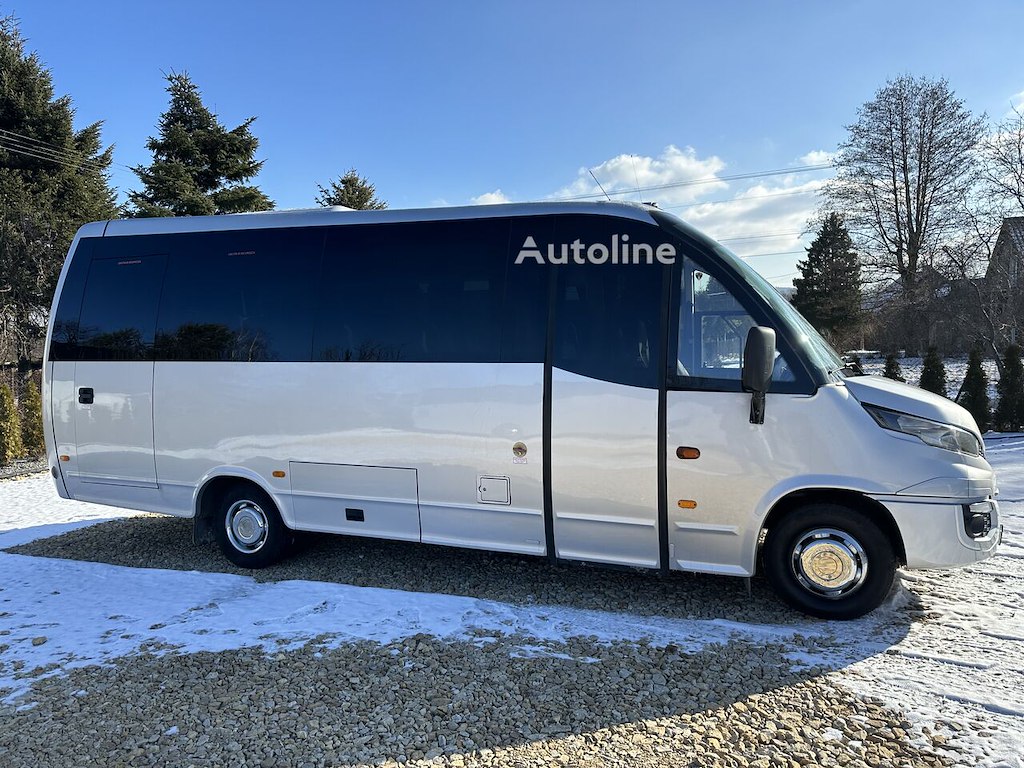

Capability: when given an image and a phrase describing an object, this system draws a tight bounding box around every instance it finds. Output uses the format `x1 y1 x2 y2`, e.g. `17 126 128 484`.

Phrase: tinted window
314 219 509 363
48 238 95 361
156 229 322 362
77 252 167 361
551 215 667 389
503 217 552 363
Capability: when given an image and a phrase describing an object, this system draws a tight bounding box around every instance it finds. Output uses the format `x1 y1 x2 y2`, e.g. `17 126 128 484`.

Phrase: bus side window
676 258 796 386
314 219 509 363
551 216 664 390
77 252 167 361
155 229 321 362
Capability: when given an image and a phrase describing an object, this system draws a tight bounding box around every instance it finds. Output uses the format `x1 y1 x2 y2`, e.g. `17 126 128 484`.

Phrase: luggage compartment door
289 462 421 541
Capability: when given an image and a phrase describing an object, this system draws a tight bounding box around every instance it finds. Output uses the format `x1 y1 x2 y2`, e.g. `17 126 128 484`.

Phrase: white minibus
42 202 1001 619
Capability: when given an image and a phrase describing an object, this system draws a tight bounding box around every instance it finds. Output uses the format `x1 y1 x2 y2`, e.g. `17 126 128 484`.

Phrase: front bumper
876 496 1001 569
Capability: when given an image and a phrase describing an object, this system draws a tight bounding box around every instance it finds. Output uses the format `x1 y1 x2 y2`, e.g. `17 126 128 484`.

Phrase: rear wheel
213 484 291 568
763 503 896 620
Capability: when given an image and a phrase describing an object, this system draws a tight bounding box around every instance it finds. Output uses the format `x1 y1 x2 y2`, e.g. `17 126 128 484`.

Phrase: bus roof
90 201 662 239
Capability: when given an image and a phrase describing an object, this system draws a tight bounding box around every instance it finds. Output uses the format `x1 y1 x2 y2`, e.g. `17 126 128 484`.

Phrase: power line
0 128 134 173
551 162 832 201
718 231 803 243
0 136 110 174
735 250 806 259
0 139 101 171
662 187 820 211
0 140 136 186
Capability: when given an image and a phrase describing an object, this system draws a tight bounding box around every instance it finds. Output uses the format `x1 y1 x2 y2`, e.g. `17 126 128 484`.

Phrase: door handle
78 387 94 405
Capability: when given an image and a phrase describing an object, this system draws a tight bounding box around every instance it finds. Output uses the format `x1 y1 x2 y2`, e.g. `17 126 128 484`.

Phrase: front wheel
763 503 897 620
213 484 292 568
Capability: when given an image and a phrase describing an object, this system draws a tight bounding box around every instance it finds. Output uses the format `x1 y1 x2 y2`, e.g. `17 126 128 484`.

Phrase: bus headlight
863 405 983 457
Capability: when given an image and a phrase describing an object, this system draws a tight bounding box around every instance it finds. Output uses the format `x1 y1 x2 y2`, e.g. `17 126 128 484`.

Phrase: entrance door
664 254 807 575
73 253 166 486
547 215 668 568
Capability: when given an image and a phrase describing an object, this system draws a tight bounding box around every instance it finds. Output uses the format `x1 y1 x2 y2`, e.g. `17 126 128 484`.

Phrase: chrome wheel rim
225 499 268 553
791 527 868 599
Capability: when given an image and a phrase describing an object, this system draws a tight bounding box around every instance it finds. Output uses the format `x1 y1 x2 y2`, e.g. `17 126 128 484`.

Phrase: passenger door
547 215 668 568
73 252 166 486
665 255 807 575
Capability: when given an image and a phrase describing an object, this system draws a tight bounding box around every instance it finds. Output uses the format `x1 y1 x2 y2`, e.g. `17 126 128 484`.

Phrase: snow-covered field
860 355 1001 401
1 438 1022 765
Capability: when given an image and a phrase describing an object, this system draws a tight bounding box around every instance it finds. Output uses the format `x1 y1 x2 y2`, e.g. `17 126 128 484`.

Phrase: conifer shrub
0 384 24 465
20 378 45 457
958 349 990 432
995 344 1024 431
918 347 947 398
883 353 905 382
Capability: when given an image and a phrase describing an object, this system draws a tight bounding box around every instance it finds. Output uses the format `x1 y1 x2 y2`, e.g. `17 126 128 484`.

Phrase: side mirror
742 326 776 425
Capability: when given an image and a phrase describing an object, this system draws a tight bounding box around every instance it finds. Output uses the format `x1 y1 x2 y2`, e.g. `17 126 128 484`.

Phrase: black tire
212 484 292 569
763 503 897 620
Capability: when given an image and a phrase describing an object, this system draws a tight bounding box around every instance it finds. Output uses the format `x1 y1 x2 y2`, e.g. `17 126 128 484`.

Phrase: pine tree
315 169 387 210
127 73 273 216
994 344 1024 431
792 213 862 346
883 354 905 382
918 347 947 397
0 16 117 362
19 377 44 457
958 349 990 432
0 383 24 465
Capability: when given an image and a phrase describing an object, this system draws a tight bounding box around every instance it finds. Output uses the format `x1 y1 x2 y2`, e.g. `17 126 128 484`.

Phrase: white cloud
678 177 826 285
1009 89 1024 116
550 145 728 206
799 149 835 166
536 145 833 285
470 189 511 205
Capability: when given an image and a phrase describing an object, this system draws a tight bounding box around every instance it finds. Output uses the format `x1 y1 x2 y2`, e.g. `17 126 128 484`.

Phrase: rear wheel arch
193 474 287 545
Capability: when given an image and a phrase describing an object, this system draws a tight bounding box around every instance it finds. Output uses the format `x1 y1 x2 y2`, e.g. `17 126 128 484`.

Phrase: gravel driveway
1 490 970 768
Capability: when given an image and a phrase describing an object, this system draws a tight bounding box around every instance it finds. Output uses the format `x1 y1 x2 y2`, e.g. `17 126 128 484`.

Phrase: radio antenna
588 168 612 201
630 154 642 202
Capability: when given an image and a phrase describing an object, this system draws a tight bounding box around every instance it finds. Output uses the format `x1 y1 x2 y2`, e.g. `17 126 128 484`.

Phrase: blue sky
7 1 1023 285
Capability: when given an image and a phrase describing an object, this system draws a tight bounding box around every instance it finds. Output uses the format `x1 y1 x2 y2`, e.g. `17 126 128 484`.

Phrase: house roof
999 217 1024 255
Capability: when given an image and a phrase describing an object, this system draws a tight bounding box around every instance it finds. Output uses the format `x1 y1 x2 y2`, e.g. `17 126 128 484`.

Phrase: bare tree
940 108 1024 371
825 76 985 291
983 106 1024 215
941 215 1007 376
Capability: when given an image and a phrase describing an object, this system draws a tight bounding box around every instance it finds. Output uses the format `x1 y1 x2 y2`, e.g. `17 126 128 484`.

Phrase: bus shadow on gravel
6 514 921 632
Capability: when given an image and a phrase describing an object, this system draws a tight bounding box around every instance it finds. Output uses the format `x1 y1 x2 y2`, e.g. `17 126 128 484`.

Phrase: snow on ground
860 355 1001 401
0 478 829 703
829 434 1024 767
1 437 1023 765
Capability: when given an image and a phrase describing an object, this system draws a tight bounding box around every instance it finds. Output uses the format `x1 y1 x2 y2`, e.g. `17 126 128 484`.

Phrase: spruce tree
792 213 862 346
0 16 117 362
19 377 44 457
918 347 947 398
994 344 1024 431
128 73 273 216
958 349 990 432
883 354 905 382
316 169 387 210
0 383 24 464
